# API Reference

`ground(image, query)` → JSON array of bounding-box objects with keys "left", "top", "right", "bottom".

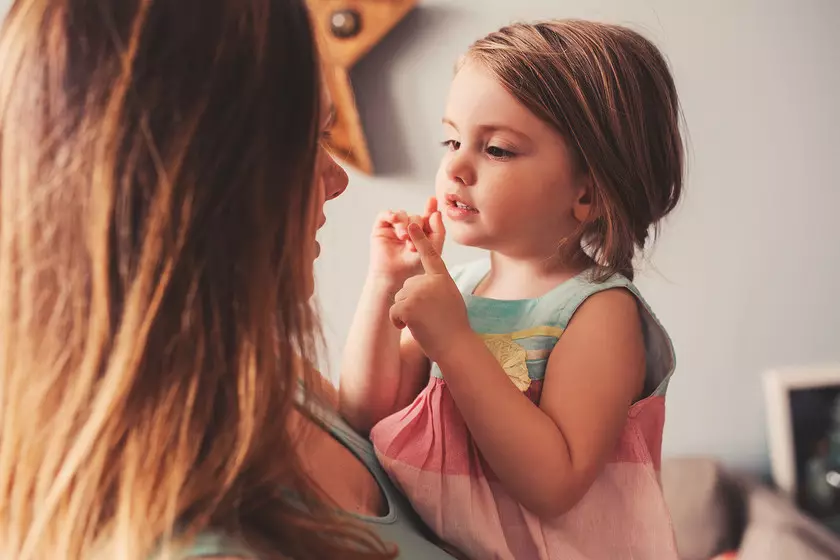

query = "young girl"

[{"left": 340, "top": 20, "right": 684, "bottom": 560}]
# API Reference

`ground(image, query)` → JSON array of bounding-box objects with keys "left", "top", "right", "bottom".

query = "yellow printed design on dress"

[{"left": 481, "top": 334, "right": 531, "bottom": 391}]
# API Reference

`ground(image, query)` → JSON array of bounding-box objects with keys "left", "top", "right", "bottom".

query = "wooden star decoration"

[{"left": 307, "top": 0, "right": 418, "bottom": 174}]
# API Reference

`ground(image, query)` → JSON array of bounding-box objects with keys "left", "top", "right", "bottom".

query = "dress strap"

[
  {"left": 448, "top": 259, "right": 491, "bottom": 295},
  {"left": 173, "top": 532, "right": 257, "bottom": 559}
]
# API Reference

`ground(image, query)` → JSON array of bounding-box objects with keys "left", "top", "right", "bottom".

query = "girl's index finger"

[{"left": 424, "top": 196, "right": 438, "bottom": 217}]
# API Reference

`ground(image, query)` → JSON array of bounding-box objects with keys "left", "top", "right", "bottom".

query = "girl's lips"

[
  {"left": 445, "top": 198, "right": 479, "bottom": 221},
  {"left": 445, "top": 194, "right": 478, "bottom": 213}
]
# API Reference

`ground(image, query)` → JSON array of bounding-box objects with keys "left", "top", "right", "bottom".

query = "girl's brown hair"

[
  {"left": 0, "top": 0, "right": 391, "bottom": 558},
  {"left": 467, "top": 20, "right": 684, "bottom": 280}
]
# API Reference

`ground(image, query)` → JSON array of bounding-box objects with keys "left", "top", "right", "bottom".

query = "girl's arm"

[
  {"left": 339, "top": 201, "right": 444, "bottom": 435},
  {"left": 436, "top": 288, "right": 645, "bottom": 518},
  {"left": 339, "top": 276, "right": 429, "bottom": 435}
]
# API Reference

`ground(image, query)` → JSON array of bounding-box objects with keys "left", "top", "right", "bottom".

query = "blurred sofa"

[{"left": 662, "top": 457, "right": 840, "bottom": 559}]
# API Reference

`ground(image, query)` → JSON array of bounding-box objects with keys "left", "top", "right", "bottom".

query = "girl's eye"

[
  {"left": 487, "top": 146, "right": 515, "bottom": 159},
  {"left": 441, "top": 139, "right": 460, "bottom": 151},
  {"left": 321, "top": 129, "right": 333, "bottom": 140}
]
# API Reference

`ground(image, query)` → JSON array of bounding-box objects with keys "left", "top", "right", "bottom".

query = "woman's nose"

[{"left": 325, "top": 154, "right": 349, "bottom": 200}]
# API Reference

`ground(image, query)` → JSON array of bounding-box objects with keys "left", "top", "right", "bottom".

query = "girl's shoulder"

[{"left": 561, "top": 273, "right": 676, "bottom": 397}]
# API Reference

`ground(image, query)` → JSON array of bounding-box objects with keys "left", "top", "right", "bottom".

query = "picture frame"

[{"left": 764, "top": 365, "right": 840, "bottom": 529}]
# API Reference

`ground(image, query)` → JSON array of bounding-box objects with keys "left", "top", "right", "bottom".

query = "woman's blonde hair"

[
  {"left": 467, "top": 20, "right": 684, "bottom": 280},
  {"left": 0, "top": 0, "right": 392, "bottom": 558}
]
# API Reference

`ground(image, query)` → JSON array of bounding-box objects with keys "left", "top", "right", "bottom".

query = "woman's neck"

[{"left": 473, "top": 251, "right": 589, "bottom": 300}]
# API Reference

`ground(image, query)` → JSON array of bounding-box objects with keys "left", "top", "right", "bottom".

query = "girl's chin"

[{"left": 447, "top": 226, "right": 489, "bottom": 249}]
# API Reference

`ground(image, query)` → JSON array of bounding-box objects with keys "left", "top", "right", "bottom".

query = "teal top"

[
  {"left": 430, "top": 259, "right": 675, "bottom": 399},
  {"left": 178, "top": 400, "right": 456, "bottom": 559}
]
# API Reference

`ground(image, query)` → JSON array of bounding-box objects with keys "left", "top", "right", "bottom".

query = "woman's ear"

[{"left": 572, "top": 175, "right": 593, "bottom": 223}]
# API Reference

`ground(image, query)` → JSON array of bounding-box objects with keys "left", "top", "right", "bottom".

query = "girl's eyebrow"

[{"left": 443, "top": 117, "right": 532, "bottom": 143}]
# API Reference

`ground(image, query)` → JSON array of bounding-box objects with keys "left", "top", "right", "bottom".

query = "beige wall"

[
  {"left": 3, "top": 0, "right": 838, "bottom": 471},
  {"left": 315, "top": 0, "right": 840, "bottom": 471}
]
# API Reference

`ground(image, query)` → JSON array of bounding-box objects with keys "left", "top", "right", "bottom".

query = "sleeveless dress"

[
  {"left": 370, "top": 260, "right": 679, "bottom": 560},
  {"left": 177, "top": 396, "right": 457, "bottom": 559}
]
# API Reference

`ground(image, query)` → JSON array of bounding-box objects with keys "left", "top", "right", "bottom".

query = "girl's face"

[{"left": 435, "top": 60, "right": 590, "bottom": 260}]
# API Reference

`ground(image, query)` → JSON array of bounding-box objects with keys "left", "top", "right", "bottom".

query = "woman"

[{"left": 0, "top": 0, "right": 455, "bottom": 558}]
